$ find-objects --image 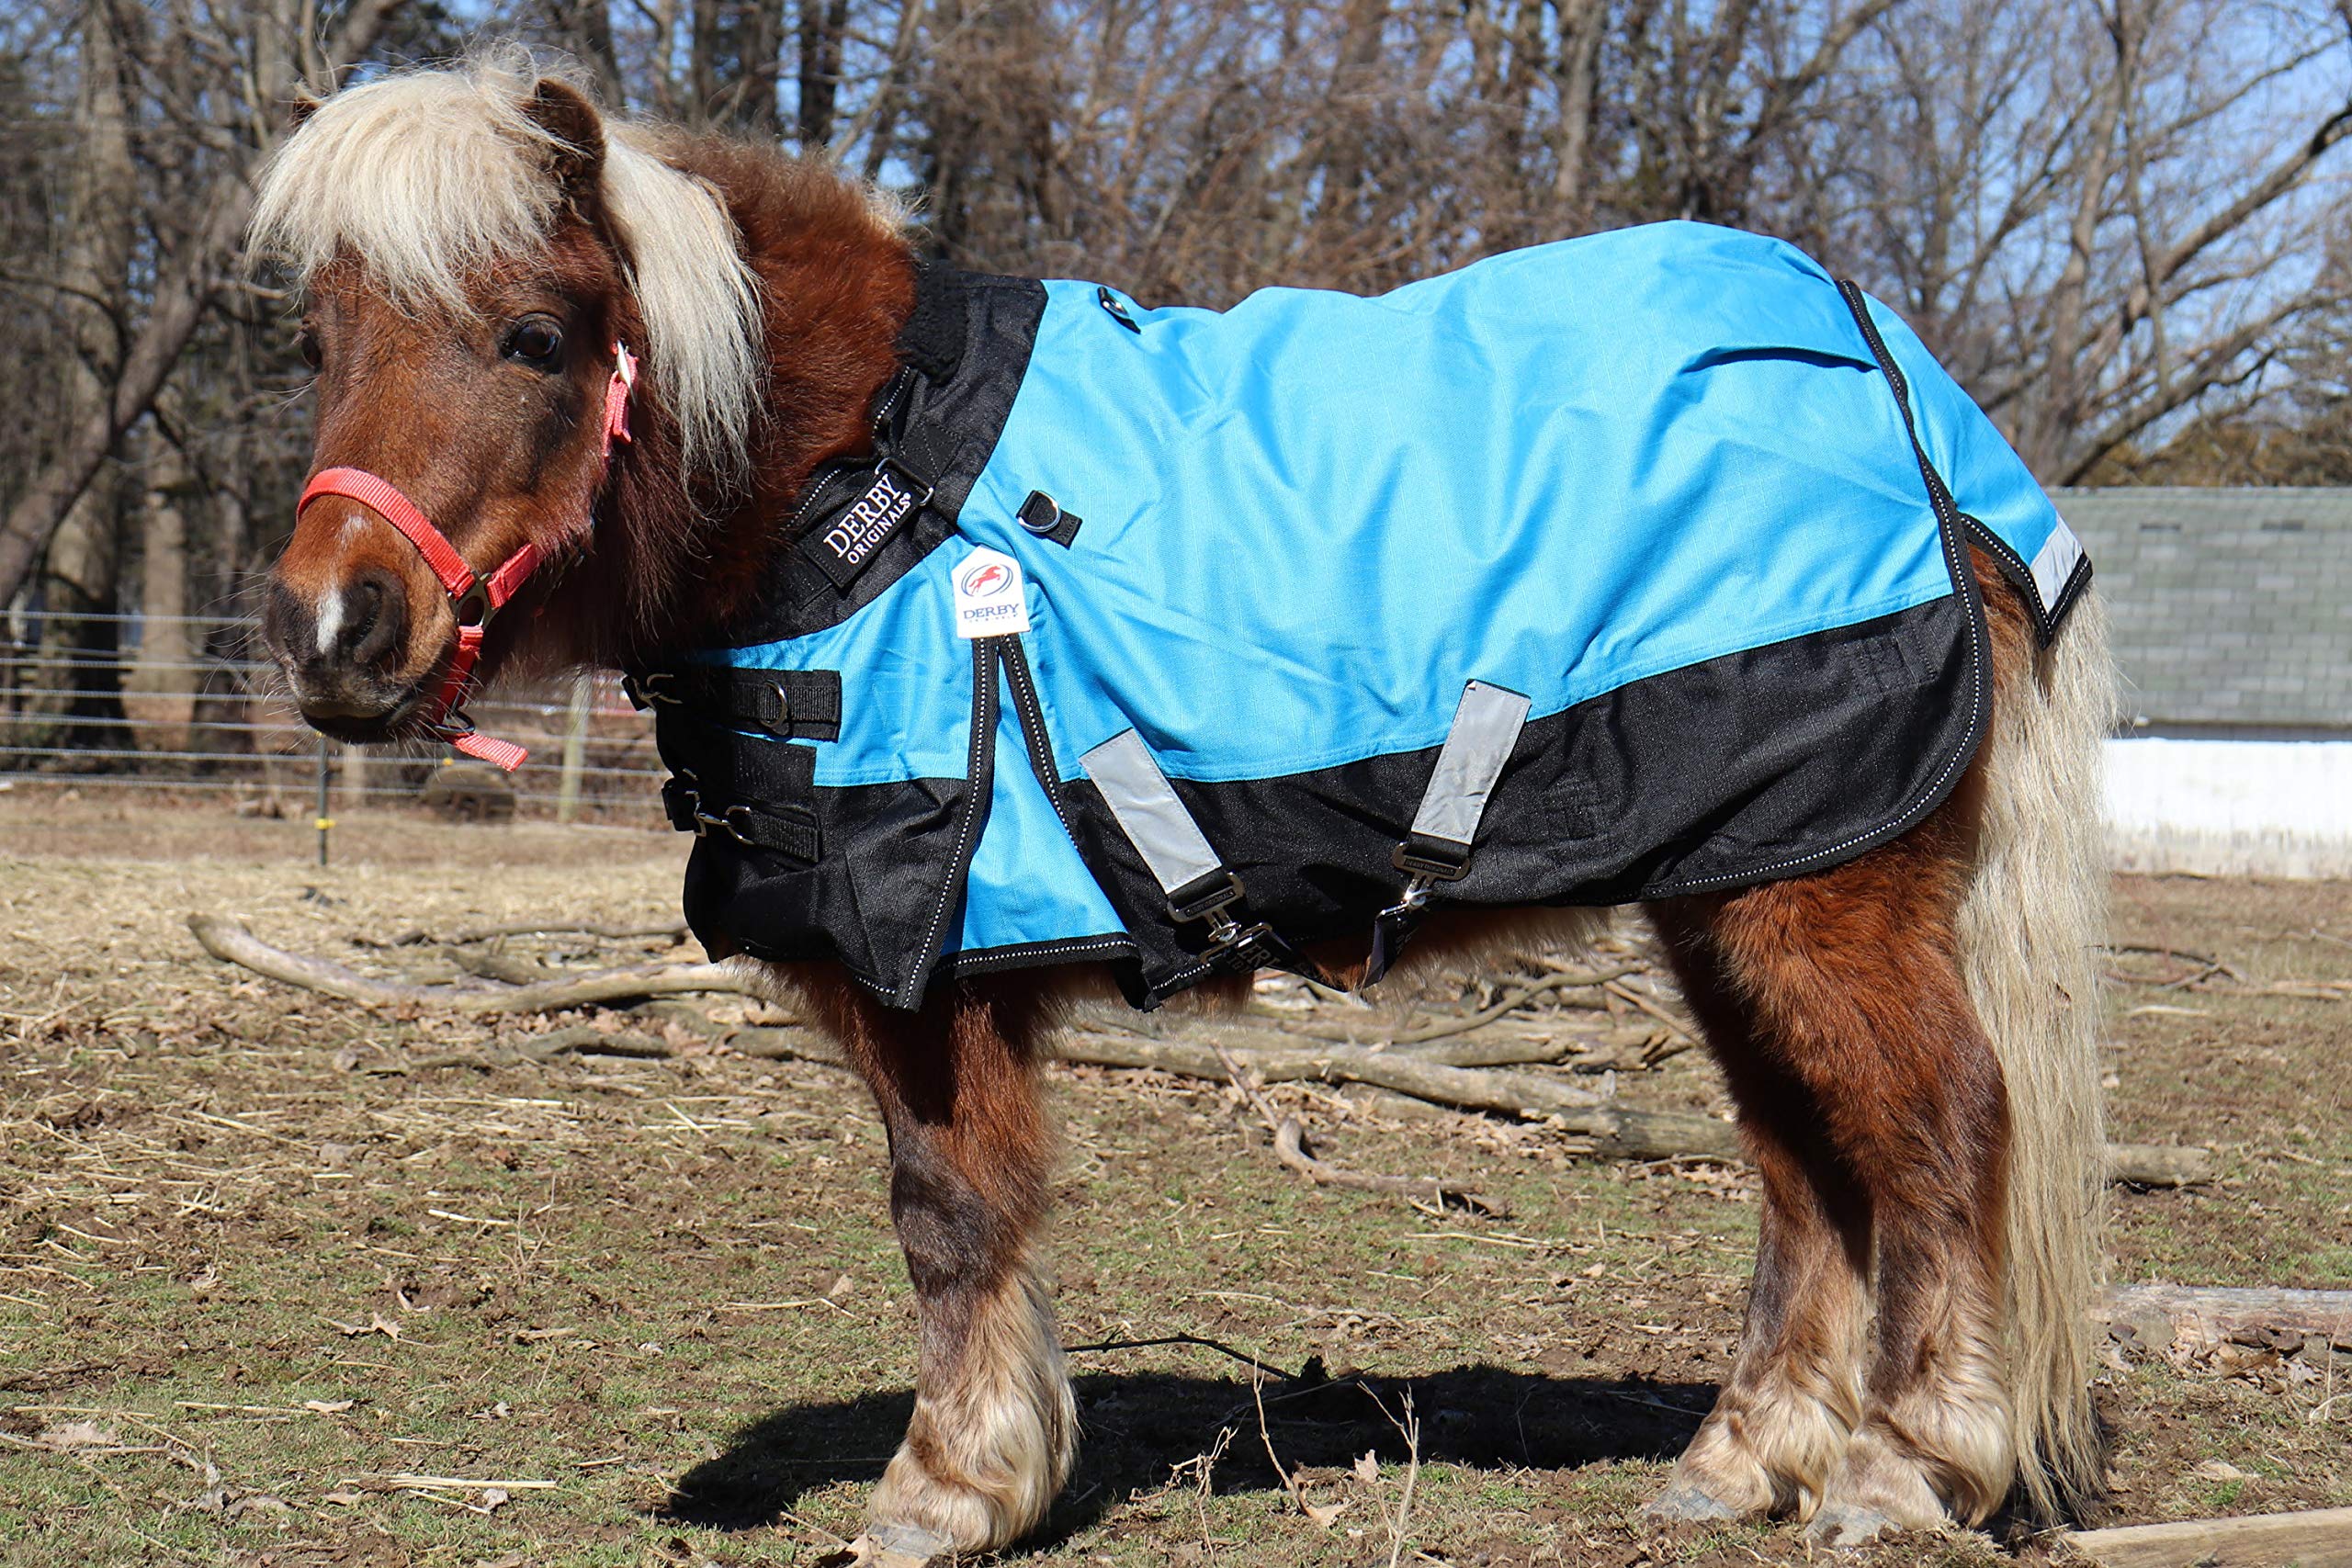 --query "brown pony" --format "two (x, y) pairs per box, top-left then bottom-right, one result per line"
(251, 60), (2114, 1563)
